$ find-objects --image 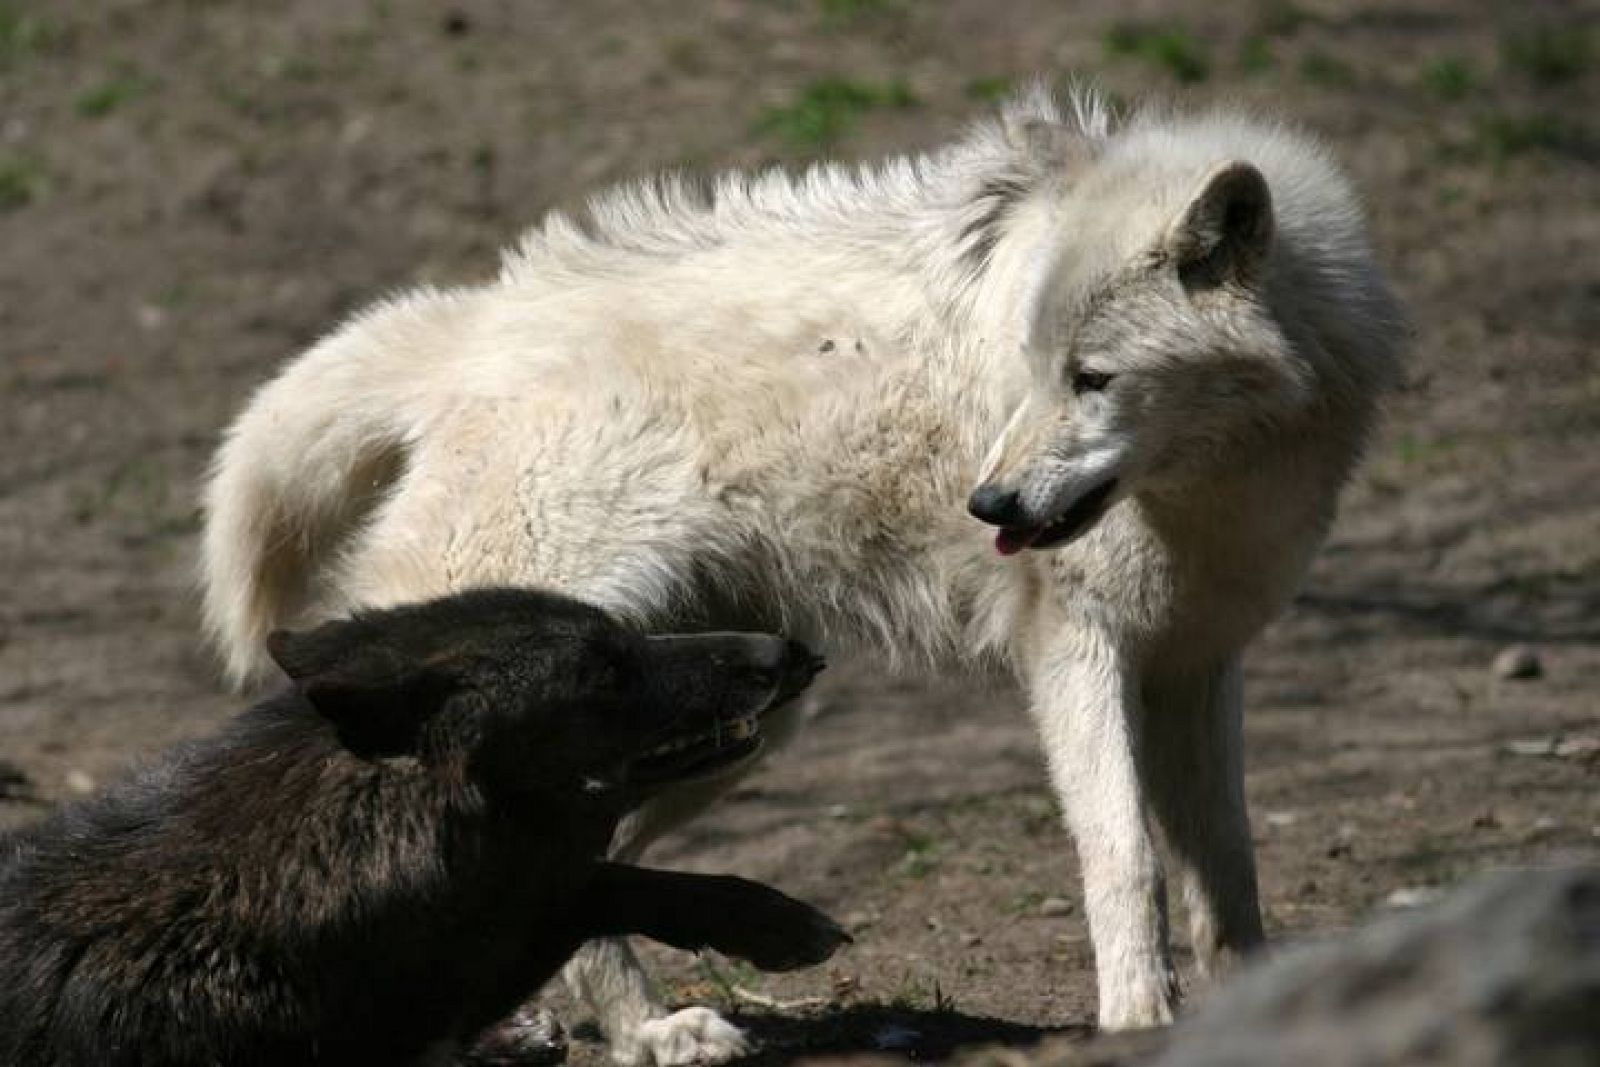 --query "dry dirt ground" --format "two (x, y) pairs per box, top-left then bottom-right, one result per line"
(2, 1), (1597, 1063)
